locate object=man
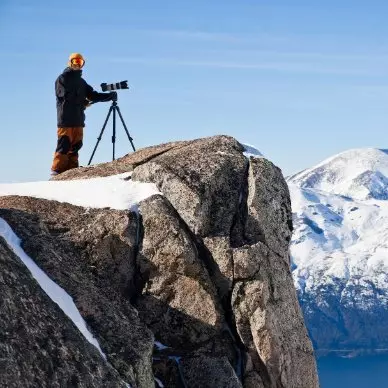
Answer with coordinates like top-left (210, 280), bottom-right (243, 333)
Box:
top-left (51, 53), bottom-right (116, 176)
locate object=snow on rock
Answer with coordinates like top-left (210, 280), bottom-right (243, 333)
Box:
top-left (241, 143), bottom-right (264, 159)
top-left (155, 341), bottom-right (169, 350)
top-left (0, 172), bottom-right (162, 382)
top-left (0, 173), bottom-right (161, 211)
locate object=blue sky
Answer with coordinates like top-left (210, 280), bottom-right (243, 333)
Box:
top-left (1, 0), bottom-right (388, 182)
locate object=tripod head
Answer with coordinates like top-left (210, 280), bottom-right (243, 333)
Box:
top-left (87, 91), bottom-right (117, 106)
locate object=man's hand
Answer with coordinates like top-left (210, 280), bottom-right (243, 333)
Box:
top-left (109, 91), bottom-right (117, 101)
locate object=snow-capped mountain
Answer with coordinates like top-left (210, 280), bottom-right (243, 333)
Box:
top-left (289, 148), bottom-right (388, 200)
top-left (288, 148), bottom-right (388, 356)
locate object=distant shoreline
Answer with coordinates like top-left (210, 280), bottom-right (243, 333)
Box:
top-left (316, 349), bottom-right (388, 359)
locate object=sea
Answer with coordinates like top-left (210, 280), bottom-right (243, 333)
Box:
top-left (317, 355), bottom-right (388, 388)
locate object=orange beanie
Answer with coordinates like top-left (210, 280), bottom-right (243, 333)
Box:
top-left (68, 53), bottom-right (85, 67)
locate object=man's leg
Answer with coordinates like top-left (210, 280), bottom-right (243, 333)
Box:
top-left (68, 126), bottom-right (83, 170)
top-left (51, 128), bottom-right (72, 174)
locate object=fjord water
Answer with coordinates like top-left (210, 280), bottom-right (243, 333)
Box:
top-left (317, 355), bottom-right (388, 387)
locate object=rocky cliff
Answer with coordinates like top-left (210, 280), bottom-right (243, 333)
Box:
top-left (0, 135), bottom-right (319, 387)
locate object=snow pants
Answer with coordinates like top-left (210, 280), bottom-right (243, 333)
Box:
top-left (51, 127), bottom-right (83, 174)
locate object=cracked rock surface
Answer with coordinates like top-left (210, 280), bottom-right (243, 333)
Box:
top-left (0, 135), bottom-right (319, 387)
top-left (0, 236), bottom-right (127, 388)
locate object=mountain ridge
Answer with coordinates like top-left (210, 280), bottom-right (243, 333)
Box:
top-left (288, 147), bottom-right (388, 200)
top-left (289, 146), bottom-right (388, 356)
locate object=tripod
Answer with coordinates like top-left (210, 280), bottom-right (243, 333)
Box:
top-left (88, 98), bottom-right (136, 165)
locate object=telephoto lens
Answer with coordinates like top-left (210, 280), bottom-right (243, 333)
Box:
top-left (101, 80), bottom-right (129, 92)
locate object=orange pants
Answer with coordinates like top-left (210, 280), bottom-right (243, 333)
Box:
top-left (51, 127), bottom-right (83, 174)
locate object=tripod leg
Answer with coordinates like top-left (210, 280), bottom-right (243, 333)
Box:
top-left (112, 106), bottom-right (116, 161)
top-left (115, 105), bottom-right (136, 152)
top-left (88, 105), bottom-right (113, 165)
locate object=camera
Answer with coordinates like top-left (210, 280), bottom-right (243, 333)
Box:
top-left (101, 80), bottom-right (129, 92)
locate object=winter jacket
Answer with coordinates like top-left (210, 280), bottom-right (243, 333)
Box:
top-left (55, 67), bottom-right (111, 127)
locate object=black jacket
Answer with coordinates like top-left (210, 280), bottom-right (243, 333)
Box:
top-left (55, 67), bottom-right (111, 127)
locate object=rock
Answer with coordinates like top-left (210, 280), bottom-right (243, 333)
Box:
top-left (233, 242), bottom-right (267, 280)
top-left (136, 194), bottom-right (238, 383)
top-left (131, 136), bottom-right (318, 387)
top-left (51, 140), bottom-right (190, 181)
top-left (203, 236), bottom-right (234, 299)
top-left (0, 135), bottom-right (319, 388)
top-left (0, 197), bottom-right (155, 388)
top-left (132, 135), bottom-right (247, 301)
top-left (0, 237), bottom-right (126, 388)
top-left (232, 246), bottom-right (319, 388)
top-left (132, 135), bottom-right (248, 237)
top-left (246, 158), bottom-right (293, 258)
top-left (180, 356), bottom-right (243, 388)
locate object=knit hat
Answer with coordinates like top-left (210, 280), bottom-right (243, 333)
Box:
top-left (68, 53), bottom-right (85, 67)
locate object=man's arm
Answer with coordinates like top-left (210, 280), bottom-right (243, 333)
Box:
top-left (84, 81), bottom-right (114, 103)
top-left (55, 76), bottom-right (66, 99)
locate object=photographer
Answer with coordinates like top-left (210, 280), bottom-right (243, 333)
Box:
top-left (51, 53), bottom-right (116, 176)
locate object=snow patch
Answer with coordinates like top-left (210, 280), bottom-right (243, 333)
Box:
top-left (155, 341), bottom-right (169, 350)
top-left (241, 143), bottom-right (264, 159)
top-left (0, 173), bottom-right (161, 210)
